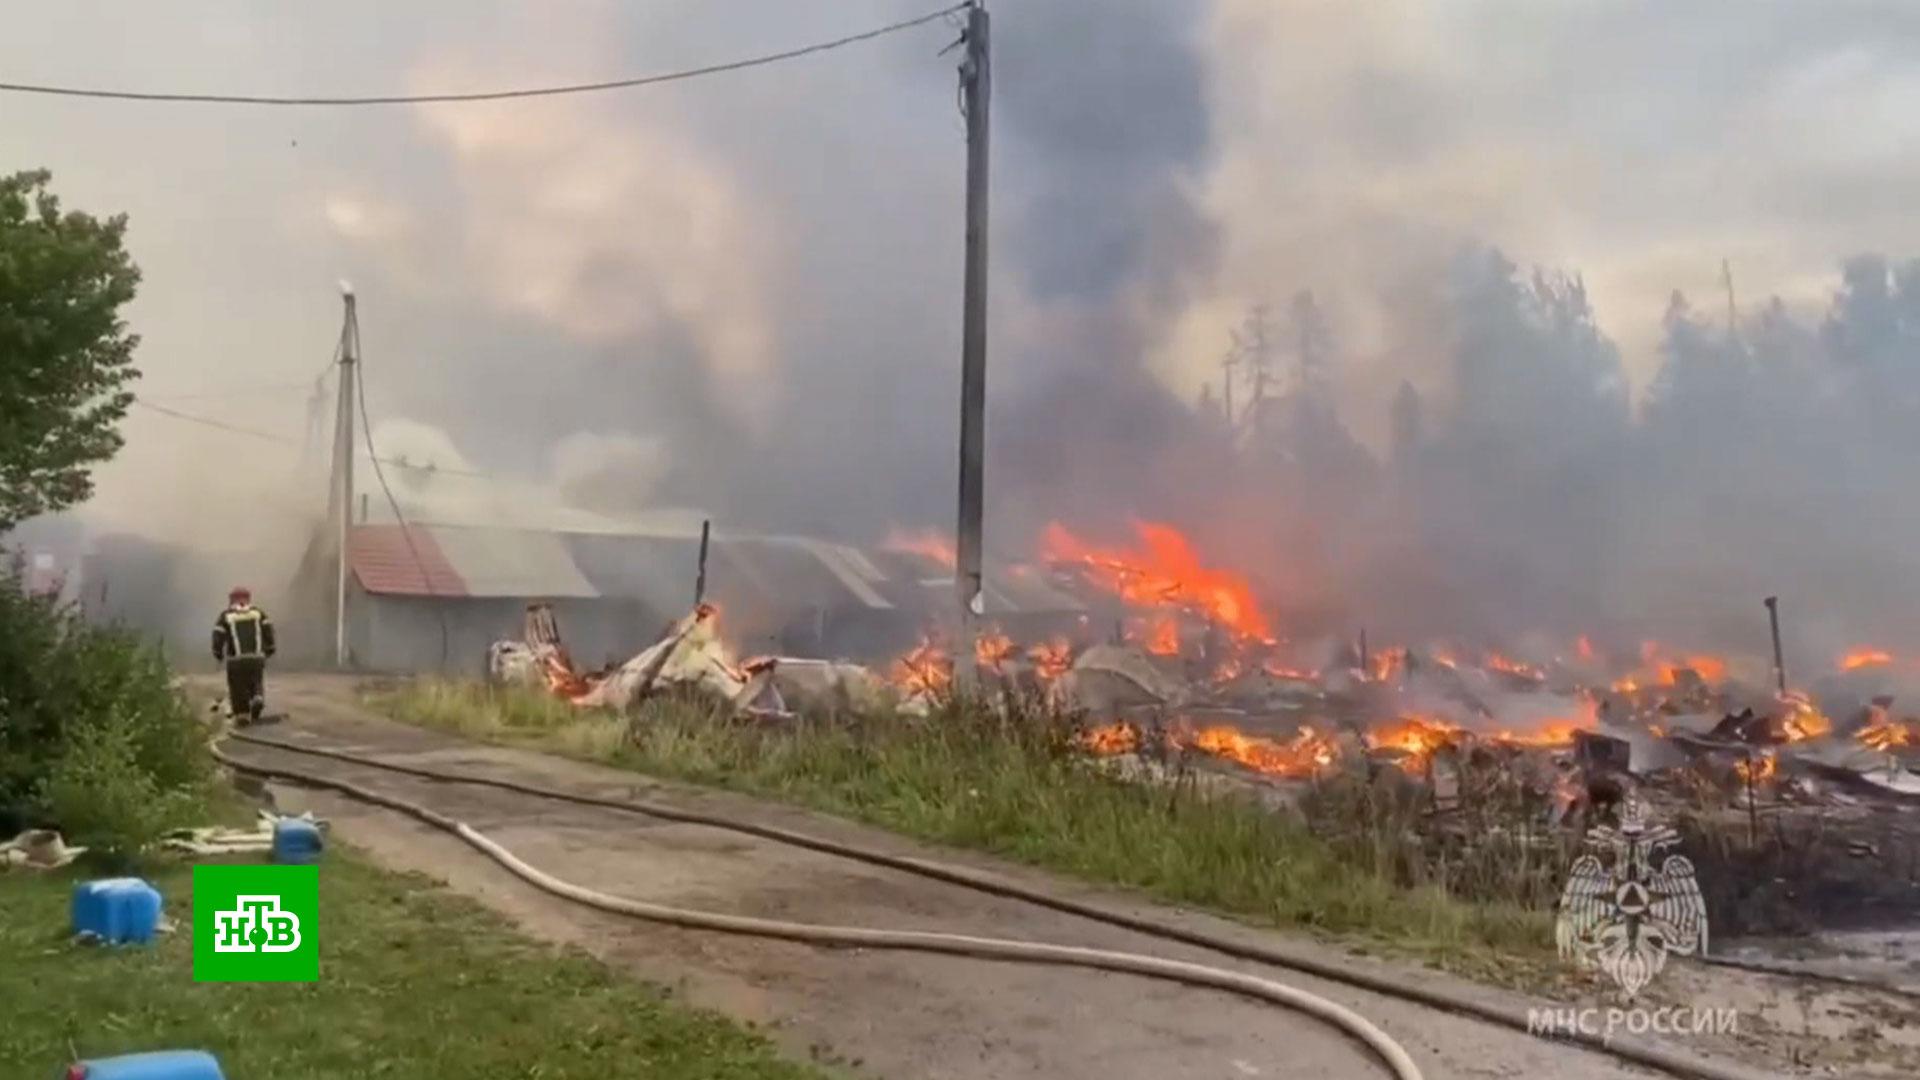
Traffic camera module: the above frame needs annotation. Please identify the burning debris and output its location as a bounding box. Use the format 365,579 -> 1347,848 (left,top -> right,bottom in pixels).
491,602 -> 788,720
490,514 -> 1920,943
1040,520 -> 1272,643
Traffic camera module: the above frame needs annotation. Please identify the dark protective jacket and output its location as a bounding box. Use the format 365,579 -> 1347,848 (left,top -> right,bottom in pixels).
213,604 -> 276,663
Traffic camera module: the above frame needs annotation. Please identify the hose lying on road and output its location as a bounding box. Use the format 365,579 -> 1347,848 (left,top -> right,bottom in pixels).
225,731 -> 1786,1080
212,743 -> 1423,1080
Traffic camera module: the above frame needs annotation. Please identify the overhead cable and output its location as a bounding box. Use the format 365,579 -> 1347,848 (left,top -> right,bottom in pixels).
0,4 -> 968,107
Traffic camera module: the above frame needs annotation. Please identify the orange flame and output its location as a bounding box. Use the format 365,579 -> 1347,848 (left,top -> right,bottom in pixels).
881,526 -> 957,569
1576,635 -> 1596,662
1261,659 -> 1320,681
1367,715 -> 1462,771
1492,721 -> 1588,748
1777,691 -> 1832,742
1079,722 -> 1140,755
1484,651 -> 1545,681
975,628 -> 1016,670
1859,716 -> 1914,751
1612,642 -> 1727,691
890,636 -> 953,697
1735,752 -> 1778,785
1140,614 -> 1181,656
1041,521 -> 1272,641
1184,724 -> 1338,777
1028,637 -> 1073,682
1491,695 -> 1600,747
1840,648 -> 1893,672
538,650 -> 593,699
1368,646 -> 1407,683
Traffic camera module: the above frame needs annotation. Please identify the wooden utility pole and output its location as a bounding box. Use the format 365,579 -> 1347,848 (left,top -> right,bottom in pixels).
954,1 -> 991,694
332,285 -> 359,669
694,518 -> 712,606
1764,595 -> 1787,694
1721,258 -> 1739,340
1220,340 -> 1239,430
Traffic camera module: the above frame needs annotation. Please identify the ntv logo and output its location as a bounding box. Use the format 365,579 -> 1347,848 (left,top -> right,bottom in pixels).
213,895 -> 302,954
193,865 -> 318,982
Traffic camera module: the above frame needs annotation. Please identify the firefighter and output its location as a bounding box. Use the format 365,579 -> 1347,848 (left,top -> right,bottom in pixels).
213,586 -> 275,724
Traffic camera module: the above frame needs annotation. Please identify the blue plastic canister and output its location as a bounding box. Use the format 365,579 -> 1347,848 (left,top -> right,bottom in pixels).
271,817 -> 324,865
69,1050 -> 225,1080
70,879 -> 163,945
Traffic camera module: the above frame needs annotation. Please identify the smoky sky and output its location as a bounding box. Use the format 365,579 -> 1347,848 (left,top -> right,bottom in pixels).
9,2 -> 1920,668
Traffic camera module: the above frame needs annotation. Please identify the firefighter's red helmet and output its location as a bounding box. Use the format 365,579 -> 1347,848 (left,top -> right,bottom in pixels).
229,585 -> 252,603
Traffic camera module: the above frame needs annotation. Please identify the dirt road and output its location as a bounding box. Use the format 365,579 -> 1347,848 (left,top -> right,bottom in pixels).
212,675 -> 1887,1079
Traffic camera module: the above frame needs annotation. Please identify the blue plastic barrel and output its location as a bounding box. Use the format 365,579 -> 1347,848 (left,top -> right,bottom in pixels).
271,818 -> 324,865
69,1050 -> 225,1080
70,879 -> 163,945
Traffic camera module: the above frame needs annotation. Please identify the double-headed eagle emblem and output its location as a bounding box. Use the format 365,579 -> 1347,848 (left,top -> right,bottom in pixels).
1555,799 -> 1708,999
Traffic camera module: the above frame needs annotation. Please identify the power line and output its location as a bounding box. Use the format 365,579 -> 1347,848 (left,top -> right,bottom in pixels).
139,381 -> 320,402
131,397 -> 492,479
347,301 -> 451,669
0,4 -> 968,107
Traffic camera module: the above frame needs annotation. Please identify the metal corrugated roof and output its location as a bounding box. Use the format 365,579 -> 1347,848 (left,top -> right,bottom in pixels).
428,526 -> 598,599
348,525 -> 468,597
863,550 -> 1089,615
566,532 -> 719,613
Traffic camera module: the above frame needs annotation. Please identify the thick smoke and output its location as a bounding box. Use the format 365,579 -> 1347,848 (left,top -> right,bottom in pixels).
11,2 -> 1920,676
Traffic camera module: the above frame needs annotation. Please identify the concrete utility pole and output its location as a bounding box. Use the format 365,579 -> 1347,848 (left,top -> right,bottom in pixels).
332,284 -> 359,669
954,0 -> 991,694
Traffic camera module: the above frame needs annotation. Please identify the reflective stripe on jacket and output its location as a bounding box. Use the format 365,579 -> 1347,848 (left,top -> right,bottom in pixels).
214,606 -> 274,660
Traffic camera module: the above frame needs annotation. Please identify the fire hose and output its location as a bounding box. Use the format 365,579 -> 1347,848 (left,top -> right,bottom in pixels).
221,732 -> 1784,1080
211,741 -> 1422,1080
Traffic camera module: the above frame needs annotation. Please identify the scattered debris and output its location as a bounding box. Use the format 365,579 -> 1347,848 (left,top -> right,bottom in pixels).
162,811 -> 328,857
0,829 -> 86,869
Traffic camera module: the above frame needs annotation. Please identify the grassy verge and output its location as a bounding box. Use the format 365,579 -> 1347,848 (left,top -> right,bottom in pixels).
368,679 -> 1557,985
0,849 -> 833,1079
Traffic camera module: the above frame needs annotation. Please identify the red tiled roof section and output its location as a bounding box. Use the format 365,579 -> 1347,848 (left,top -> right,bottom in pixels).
348,525 -> 468,597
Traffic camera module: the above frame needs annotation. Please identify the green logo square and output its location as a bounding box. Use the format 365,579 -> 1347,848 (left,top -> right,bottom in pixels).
192,864 -> 318,982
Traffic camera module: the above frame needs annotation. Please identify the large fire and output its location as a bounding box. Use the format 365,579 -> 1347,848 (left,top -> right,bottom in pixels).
1612,641 -> 1728,692
1859,716 -> 1915,752
881,526 -> 958,569
1777,691 -> 1833,742
1041,521 -> 1273,642
1484,651 -> 1545,681
1735,751 -> 1779,785
1184,723 -> 1338,776
891,636 -> 953,698
1366,715 -> 1461,772
1140,614 -> 1181,656
1079,721 -> 1140,754
1368,646 -> 1407,683
1028,637 -> 1073,682
1840,648 -> 1894,672
975,628 -> 1017,671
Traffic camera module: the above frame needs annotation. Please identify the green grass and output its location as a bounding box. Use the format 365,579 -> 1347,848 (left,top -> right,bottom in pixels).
0,849 -> 834,1079
369,679 -> 1557,985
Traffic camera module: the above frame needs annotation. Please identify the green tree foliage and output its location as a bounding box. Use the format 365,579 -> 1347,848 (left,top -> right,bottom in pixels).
0,557 -> 210,855
0,169 -> 141,531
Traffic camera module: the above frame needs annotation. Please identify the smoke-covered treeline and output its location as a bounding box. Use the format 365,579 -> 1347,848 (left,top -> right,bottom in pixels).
1010,248 -> 1920,668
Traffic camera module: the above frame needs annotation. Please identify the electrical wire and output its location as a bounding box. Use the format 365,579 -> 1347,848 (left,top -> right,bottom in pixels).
347,303 -> 452,670
0,4 -> 969,107
131,397 -> 492,479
